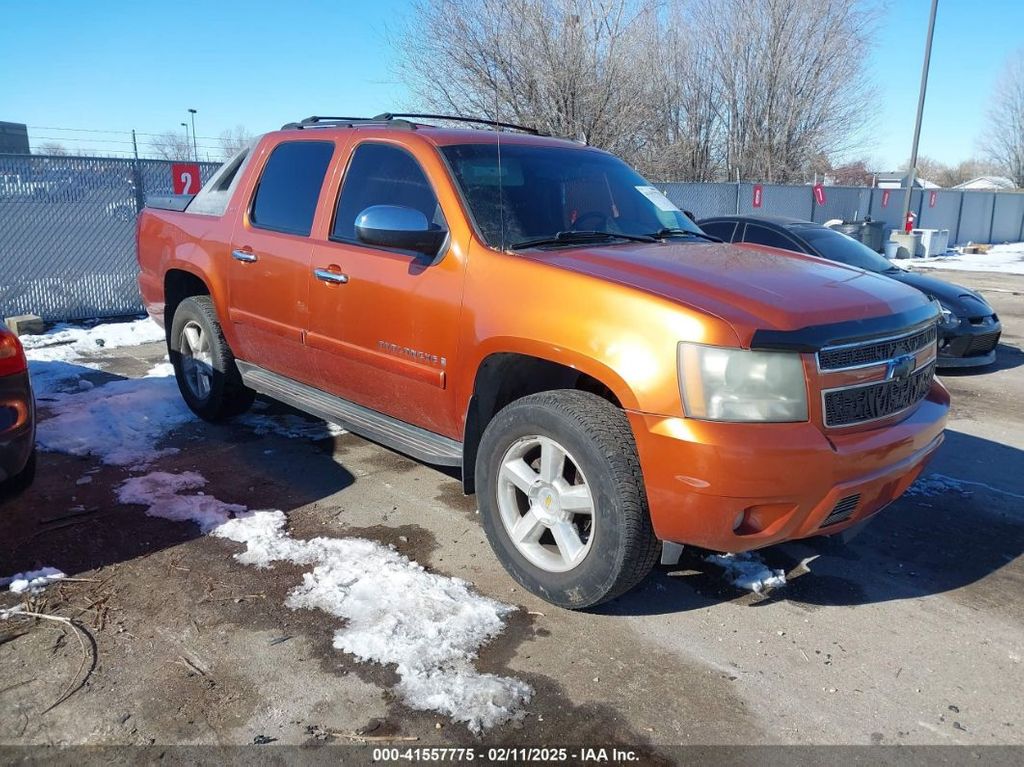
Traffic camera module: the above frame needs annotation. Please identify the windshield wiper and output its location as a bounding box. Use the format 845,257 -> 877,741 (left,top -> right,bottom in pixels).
646,227 -> 722,243
510,230 -> 656,250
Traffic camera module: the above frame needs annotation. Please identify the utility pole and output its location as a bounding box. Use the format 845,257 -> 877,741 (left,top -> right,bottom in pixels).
131,129 -> 145,214
901,0 -> 939,227
188,108 -> 198,162
181,122 -> 190,160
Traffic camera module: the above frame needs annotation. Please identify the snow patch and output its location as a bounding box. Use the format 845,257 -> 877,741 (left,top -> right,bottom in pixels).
23,318 -> 165,398
907,472 -> 1024,503
906,242 -> 1024,275
239,412 -> 346,440
35,371 -> 191,468
906,473 -> 969,498
213,510 -> 531,733
1,567 -> 66,595
117,470 -> 531,733
20,318 -> 164,361
118,471 -> 246,533
705,552 -> 786,593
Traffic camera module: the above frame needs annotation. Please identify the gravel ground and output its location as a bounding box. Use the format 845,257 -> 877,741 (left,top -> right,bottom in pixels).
1,270 -> 1022,754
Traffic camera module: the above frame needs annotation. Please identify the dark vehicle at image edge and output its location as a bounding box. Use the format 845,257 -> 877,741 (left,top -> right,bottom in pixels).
699,215 -> 1002,368
0,322 -> 36,497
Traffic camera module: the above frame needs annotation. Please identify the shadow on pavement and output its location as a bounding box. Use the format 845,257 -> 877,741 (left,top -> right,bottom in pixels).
0,362 -> 355,580
600,428 -> 1024,617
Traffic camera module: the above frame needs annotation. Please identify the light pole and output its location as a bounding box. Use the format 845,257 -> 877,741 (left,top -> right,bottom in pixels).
180,122 -> 189,160
188,108 -> 198,162
901,0 -> 939,228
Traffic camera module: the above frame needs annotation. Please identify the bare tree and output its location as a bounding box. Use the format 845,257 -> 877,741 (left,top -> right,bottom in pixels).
830,159 -> 874,187
149,131 -> 194,160
693,0 -> 879,182
396,0 -> 661,164
36,141 -> 68,156
395,0 -> 879,181
219,125 -> 255,160
982,49 -> 1024,187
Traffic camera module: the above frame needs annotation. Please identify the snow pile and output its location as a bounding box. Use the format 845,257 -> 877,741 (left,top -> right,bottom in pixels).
216,510 -> 532,733
118,471 -> 246,533
907,242 -> 1024,275
35,371 -> 191,468
19,318 -> 164,362
705,552 -> 786,594
1,567 -> 66,595
239,412 -> 346,440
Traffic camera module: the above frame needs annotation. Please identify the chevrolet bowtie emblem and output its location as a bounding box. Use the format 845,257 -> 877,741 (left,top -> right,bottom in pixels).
887,354 -> 915,383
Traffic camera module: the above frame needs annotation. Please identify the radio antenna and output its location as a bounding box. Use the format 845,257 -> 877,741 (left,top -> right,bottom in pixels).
491,22 -> 506,252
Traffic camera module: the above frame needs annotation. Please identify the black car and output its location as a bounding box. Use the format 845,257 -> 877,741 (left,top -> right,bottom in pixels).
0,322 -> 35,496
698,215 -> 1002,368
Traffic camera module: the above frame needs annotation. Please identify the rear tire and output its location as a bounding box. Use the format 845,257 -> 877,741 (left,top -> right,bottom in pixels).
169,296 -> 254,422
1,449 -> 36,499
476,390 -> 658,609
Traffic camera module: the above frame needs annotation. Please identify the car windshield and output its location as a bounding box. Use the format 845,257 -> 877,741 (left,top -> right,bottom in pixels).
440,143 -> 705,249
797,227 -> 899,273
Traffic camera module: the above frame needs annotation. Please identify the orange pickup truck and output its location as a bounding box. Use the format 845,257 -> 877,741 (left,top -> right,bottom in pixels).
137,114 -> 948,608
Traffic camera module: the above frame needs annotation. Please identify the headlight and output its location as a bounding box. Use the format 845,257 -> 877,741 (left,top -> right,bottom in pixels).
938,304 -> 958,328
678,343 -> 808,422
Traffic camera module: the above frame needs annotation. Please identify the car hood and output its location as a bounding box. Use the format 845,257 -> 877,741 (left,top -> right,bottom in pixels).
886,269 -> 994,317
529,241 -> 931,342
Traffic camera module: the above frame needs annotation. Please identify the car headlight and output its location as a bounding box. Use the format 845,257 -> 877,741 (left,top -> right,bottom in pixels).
678,343 -> 808,422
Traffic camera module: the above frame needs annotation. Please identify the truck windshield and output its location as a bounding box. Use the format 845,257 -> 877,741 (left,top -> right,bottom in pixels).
440,143 -> 706,249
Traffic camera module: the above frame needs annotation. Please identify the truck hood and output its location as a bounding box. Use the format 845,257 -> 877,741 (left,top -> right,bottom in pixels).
530,241 -> 930,343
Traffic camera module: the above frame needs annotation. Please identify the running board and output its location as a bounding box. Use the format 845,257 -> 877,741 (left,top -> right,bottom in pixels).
236,361 -> 463,467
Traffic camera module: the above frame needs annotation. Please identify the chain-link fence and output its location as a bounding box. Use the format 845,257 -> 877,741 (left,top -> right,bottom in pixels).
2,152 -> 1024,322
0,154 -> 219,322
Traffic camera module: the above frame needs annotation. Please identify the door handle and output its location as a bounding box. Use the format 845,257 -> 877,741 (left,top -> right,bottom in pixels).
314,267 -> 349,284
232,249 -> 258,263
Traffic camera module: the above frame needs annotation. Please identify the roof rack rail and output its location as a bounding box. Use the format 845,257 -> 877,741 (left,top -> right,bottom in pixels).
281,113 -> 546,135
280,116 -> 417,130
373,113 -> 546,135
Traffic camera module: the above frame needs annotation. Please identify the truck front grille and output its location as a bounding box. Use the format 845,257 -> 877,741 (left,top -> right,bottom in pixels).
817,325 -> 936,371
823,362 -> 936,428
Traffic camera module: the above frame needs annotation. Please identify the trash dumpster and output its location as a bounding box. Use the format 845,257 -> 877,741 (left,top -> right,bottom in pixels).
911,228 -> 949,258
827,219 -> 886,253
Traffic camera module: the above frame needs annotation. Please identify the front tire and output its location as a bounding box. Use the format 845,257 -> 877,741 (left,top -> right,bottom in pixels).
476,390 -> 658,609
169,296 -> 255,422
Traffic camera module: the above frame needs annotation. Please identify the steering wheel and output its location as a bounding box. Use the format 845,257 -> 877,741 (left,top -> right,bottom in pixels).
571,211 -> 610,231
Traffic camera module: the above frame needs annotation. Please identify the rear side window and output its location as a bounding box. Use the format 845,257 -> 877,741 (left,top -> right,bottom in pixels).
700,220 -> 737,242
251,141 -> 334,236
332,143 -> 444,242
742,224 -> 801,252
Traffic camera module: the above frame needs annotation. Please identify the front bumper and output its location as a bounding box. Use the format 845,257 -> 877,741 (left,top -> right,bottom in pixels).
628,382 -> 948,553
0,371 -> 36,484
937,318 -> 1001,368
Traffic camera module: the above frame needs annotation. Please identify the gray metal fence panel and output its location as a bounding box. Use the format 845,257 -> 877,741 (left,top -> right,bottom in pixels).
916,190 -> 962,243
660,182 -> 738,219
991,193 -> 1024,243
957,192 -> 996,245
810,186 -> 872,224
0,154 -> 219,321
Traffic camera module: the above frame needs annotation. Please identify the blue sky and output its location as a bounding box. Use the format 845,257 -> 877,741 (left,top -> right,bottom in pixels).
1,0 -> 1021,170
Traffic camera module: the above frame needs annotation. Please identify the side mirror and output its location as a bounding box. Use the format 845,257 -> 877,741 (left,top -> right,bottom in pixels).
354,205 -> 447,257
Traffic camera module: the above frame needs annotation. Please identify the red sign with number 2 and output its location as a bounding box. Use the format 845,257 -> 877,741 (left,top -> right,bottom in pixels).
172,162 -> 201,195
